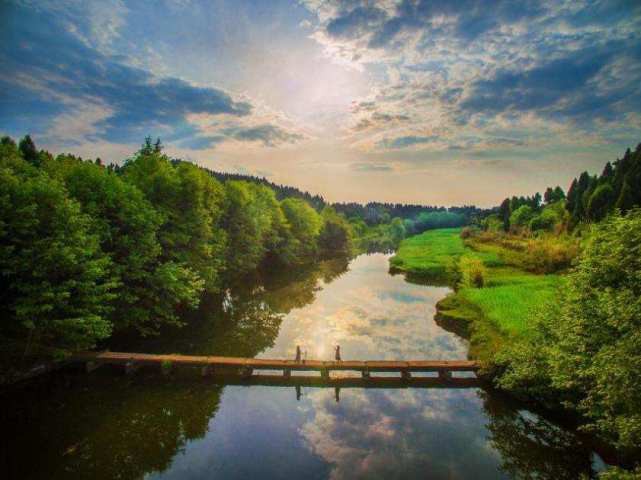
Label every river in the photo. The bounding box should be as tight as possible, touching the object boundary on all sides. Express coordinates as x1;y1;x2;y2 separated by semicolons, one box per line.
2;254;608;479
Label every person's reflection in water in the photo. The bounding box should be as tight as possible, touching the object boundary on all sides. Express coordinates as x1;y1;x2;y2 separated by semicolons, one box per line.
296;385;302;401
334;387;340;403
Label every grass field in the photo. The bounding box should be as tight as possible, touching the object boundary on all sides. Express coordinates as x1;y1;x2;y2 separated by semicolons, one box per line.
392;228;562;350
390;228;501;279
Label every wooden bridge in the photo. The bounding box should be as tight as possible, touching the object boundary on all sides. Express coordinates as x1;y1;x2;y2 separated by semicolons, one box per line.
73;351;480;382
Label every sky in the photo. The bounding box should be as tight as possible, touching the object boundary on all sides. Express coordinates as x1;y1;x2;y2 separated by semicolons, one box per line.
1;0;640;206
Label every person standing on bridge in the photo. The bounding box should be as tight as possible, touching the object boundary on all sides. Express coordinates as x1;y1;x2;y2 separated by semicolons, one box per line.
295;345;301;362
335;345;341;362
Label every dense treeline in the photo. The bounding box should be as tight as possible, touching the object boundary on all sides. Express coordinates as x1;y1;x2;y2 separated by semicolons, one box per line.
485;143;641;235
0;136;355;355
333;201;483;226
208;170;326;212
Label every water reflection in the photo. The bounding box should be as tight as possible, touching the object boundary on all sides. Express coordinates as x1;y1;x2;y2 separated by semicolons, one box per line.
481;390;600;479
260;254;465;362
1;254;608;479
2;371;222;479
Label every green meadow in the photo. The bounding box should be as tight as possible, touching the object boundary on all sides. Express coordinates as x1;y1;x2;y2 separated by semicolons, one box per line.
391;228;560;344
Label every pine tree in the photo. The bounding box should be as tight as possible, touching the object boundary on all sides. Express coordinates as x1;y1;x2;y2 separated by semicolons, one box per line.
18;134;39;167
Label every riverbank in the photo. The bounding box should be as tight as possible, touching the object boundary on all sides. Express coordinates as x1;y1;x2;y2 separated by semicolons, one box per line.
390;228;561;367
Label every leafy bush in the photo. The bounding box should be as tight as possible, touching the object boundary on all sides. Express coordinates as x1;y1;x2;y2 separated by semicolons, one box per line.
520;236;579;273
459;256;487;288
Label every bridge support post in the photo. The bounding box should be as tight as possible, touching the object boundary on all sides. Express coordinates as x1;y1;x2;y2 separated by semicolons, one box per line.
201;366;214;377
361;369;370;379
85;361;101;373
321;368;329;380
240;366;253;379
283;369;291;379
438;369;452;381
401;370;411;381
124;361;139;375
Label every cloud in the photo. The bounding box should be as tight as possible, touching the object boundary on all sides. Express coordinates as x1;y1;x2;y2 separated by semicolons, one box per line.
458;41;641;124
325;6;387;39
177;135;226;150
221;124;304;147
0;2;250;145
351;162;393;172
377;135;438;150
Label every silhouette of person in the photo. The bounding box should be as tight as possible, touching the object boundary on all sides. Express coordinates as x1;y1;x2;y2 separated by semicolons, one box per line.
335;345;341;361
295;345;301;362
296;385;302;401
334;387;340;403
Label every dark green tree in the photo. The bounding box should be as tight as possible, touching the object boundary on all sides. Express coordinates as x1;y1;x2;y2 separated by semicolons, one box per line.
587;183;614;221
18;134;39;167
0;147;114;352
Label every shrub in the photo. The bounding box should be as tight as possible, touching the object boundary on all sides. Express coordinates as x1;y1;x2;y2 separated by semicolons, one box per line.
459;256;487;288
460;226;473;239
520;236;579;273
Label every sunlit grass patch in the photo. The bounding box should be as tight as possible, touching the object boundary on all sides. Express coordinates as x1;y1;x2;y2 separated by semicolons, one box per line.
459;271;560;336
390;228;465;277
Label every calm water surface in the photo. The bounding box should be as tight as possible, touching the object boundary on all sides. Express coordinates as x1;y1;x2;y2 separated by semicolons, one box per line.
3;254;608;479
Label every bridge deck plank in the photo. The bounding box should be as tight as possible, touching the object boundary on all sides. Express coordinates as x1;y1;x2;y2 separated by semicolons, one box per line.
74;352;479;372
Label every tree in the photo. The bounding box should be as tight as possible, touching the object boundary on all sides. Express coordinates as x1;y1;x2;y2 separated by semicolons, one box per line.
552;186;565;202
509;205;535;230
222;181;267;276
601;161;614;180
586;183;614;221
123;151;226;291
499;198;511;231
389;217;406;246
18;134;39;167
498;210;641;450
318;207;353;258
0;149;114;352
545;210;641;449
60;158;203;335
566;179;579;215
616;180;636;212
280;198;322;263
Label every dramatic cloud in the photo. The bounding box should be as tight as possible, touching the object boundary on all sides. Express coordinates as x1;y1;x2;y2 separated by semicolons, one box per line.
0;2;306;150
304;0;641;153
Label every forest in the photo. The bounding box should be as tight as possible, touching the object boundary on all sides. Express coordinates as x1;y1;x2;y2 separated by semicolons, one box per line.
0;135;471;363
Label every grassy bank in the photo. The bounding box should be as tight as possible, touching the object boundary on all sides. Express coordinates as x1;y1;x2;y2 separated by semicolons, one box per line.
391;228;561;363
390;228;501;282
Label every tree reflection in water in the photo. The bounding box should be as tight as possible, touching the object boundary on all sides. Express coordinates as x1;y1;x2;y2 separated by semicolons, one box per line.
114;257;349;358
480;389;600;479
1;371;223;480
